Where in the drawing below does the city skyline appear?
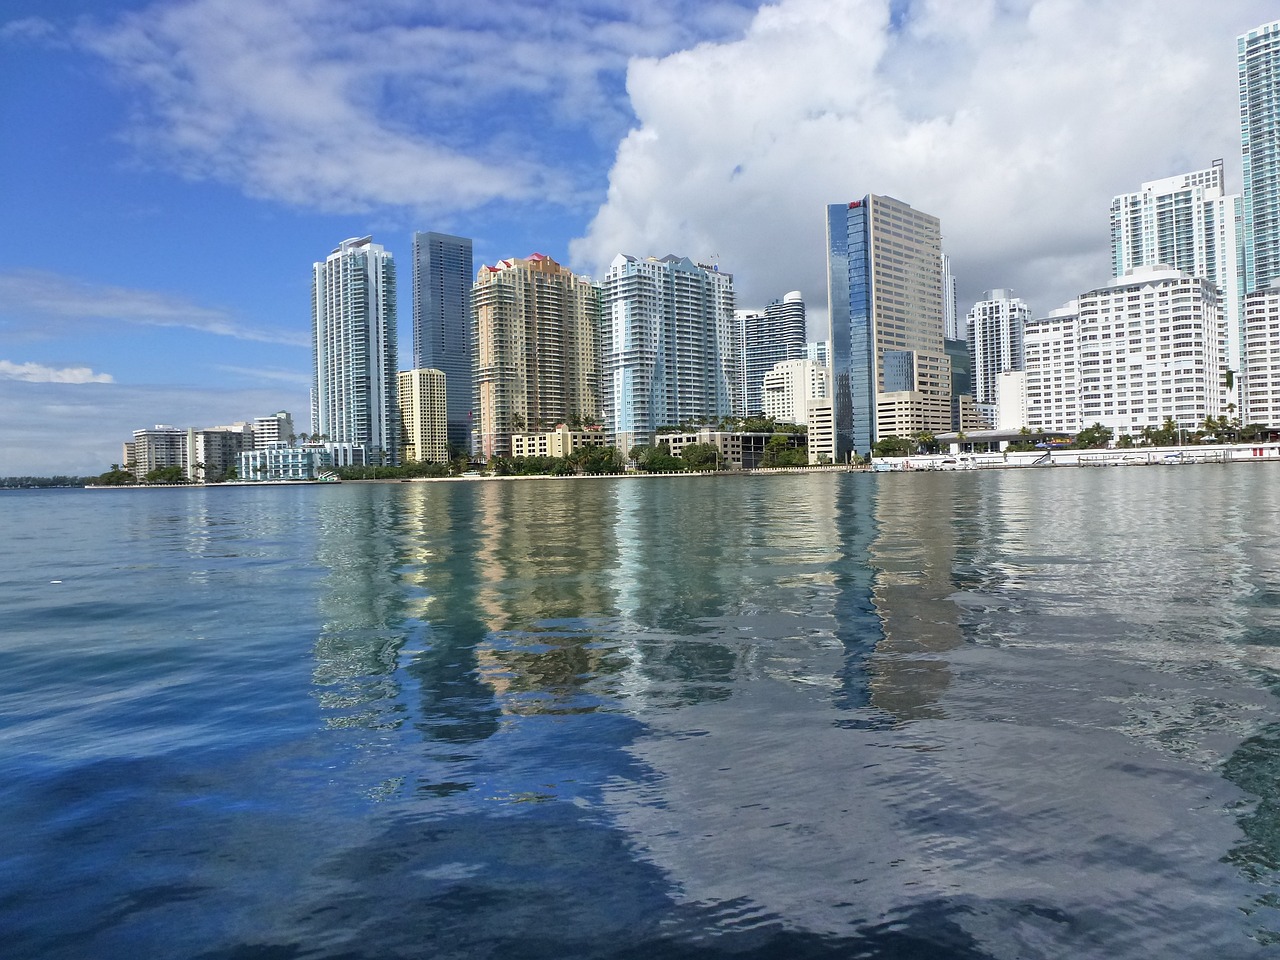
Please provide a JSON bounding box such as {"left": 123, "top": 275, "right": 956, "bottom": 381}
{"left": 1, "top": 1, "right": 1277, "bottom": 475}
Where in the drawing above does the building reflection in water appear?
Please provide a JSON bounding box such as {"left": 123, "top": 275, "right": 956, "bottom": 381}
{"left": 464, "top": 480, "right": 626, "bottom": 716}
{"left": 311, "top": 487, "right": 412, "bottom": 732}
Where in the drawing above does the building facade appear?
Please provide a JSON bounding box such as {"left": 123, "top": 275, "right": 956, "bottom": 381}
{"left": 1241, "top": 21, "right": 1280, "bottom": 295}
{"left": 471, "top": 254, "right": 600, "bottom": 459}
{"left": 967, "top": 290, "right": 1030, "bottom": 418}
{"left": 1023, "top": 303, "right": 1082, "bottom": 434}
{"left": 252, "top": 411, "right": 295, "bottom": 447}
{"left": 412, "top": 231, "right": 473, "bottom": 451}
{"left": 1025, "top": 269, "right": 1225, "bottom": 439}
{"left": 239, "top": 443, "right": 335, "bottom": 482}
{"left": 311, "top": 236, "right": 399, "bottom": 465}
{"left": 397, "top": 368, "right": 449, "bottom": 464}
{"left": 826, "top": 195, "right": 950, "bottom": 461}
{"left": 741, "top": 291, "right": 806, "bottom": 415}
{"left": 1243, "top": 287, "right": 1280, "bottom": 427}
{"left": 1109, "top": 161, "right": 1244, "bottom": 375}
{"left": 600, "top": 254, "right": 738, "bottom": 452}
{"left": 761, "top": 358, "right": 830, "bottom": 426}
{"left": 128, "top": 425, "right": 186, "bottom": 477}
{"left": 511, "top": 426, "right": 609, "bottom": 459}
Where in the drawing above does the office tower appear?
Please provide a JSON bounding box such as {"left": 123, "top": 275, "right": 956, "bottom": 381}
{"left": 942, "top": 253, "right": 961, "bottom": 340}
{"left": 944, "top": 336, "right": 982, "bottom": 431}
{"left": 1241, "top": 21, "right": 1280, "bottom": 294}
{"left": 967, "top": 290, "right": 1030, "bottom": 416}
{"left": 761, "top": 358, "right": 829, "bottom": 425}
{"left": 471, "top": 253, "right": 600, "bottom": 459}
{"left": 397, "top": 368, "right": 449, "bottom": 464}
{"left": 311, "top": 236, "right": 399, "bottom": 466}
{"left": 740, "top": 291, "right": 806, "bottom": 416}
{"left": 1026, "top": 267, "right": 1225, "bottom": 439}
{"left": 1109, "top": 161, "right": 1243, "bottom": 372}
{"left": 826, "top": 195, "right": 950, "bottom": 460}
{"left": 412, "top": 232, "right": 473, "bottom": 451}
{"left": 600, "top": 254, "right": 738, "bottom": 453}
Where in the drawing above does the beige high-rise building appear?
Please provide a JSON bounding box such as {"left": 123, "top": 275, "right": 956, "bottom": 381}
{"left": 472, "top": 254, "right": 600, "bottom": 459}
{"left": 397, "top": 368, "right": 448, "bottom": 463}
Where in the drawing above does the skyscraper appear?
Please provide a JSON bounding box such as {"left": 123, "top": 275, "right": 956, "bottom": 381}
{"left": 1241, "top": 20, "right": 1280, "bottom": 295}
{"left": 412, "top": 231, "right": 473, "bottom": 452}
{"left": 471, "top": 253, "right": 600, "bottom": 459}
{"left": 311, "top": 236, "right": 398, "bottom": 465}
{"left": 966, "top": 290, "right": 1030, "bottom": 412}
{"left": 740, "top": 291, "right": 806, "bottom": 416}
{"left": 826, "top": 196, "right": 949, "bottom": 461}
{"left": 600, "top": 254, "right": 737, "bottom": 453}
{"left": 1109, "top": 161, "right": 1243, "bottom": 372}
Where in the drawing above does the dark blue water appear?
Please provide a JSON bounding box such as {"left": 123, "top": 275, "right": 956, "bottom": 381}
{"left": 3, "top": 469, "right": 1280, "bottom": 958}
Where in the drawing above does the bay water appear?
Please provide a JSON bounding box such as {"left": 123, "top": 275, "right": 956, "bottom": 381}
{"left": 3, "top": 468, "right": 1280, "bottom": 958}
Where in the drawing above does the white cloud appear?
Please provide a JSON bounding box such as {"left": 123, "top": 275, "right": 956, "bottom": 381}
{"left": 74, "top": 0, "right": 757, "bottom": 216}
{"left": 213, "top": 365, "right": 313, "bottom": 387}
{"left": 572, "top": 0, "right": 1276, "bottom": 322}
{"left": 0, "top": 269, "right": 308, "bottom": 346}
{"left": 0, "top": 360, "right": 114, "bottom": 384}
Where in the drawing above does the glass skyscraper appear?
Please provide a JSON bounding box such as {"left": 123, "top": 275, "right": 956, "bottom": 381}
{"left": 412, "top": 231, "right": 473, "bottom": 452}
{"left": 1241, "top": 20, "right": 1280, "bottom": 294}
{"left": 826, "top": 196, "right": 947, "bottom": 462}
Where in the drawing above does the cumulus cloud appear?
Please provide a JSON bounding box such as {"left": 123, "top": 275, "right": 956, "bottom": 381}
{"left": 0, "top": 269, "right": 308, "bottom": 346}
{"left": 572, "top": 0, "right": 1276, "bottom": 324}
{"left": 0, "top": 360, "right": 114, "bottom": 384}
{"left": 74, "top": 0, "right": 756, "bottom": 216}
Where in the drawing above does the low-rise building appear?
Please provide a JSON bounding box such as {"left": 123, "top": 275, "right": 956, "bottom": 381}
{"left": 661, "top": 429, "right": 805, "bottom": 470}
{"left": 238, "top": 442, "right": 335, "bottom": 481}
{"left": 511, "top": 425, "right": 608, "bottom": 459}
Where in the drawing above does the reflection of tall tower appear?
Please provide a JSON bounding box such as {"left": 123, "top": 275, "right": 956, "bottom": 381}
{"left": 312, "top": 236, "right": 399, "bottom": 466}
{"left": 863, "top": 475, "right": 970, "bottom": 720}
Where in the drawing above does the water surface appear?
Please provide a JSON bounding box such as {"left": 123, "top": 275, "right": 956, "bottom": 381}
{"left": 3, "top": 468, "right": 1280, "bottom": 957}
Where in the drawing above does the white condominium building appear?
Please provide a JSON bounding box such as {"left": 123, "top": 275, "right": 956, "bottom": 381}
{"left": 311, "top": 236, "right": 399, "bottom": 466}
{"left": 967, "top": 289, "right": 1029, "bottom": 410}
{"left": 1109, "top": 161, "right": 1244, "bottom": 374}
{"left": 1026, "top": 268, "right": 1226, "bottom": 439}
{"left": 1243, "top": 287, "right": 1280, "bottom": 427}
{"left": 601, "top": 254, "right": 738, "bottom": 452}
{"left": 761, "top": 358, "right": 830, "bottom": 426}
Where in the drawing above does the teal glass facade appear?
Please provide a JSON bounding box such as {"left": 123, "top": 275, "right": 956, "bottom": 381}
{"left": 1241, "top": 21, "right": 1280, "bottom": 294}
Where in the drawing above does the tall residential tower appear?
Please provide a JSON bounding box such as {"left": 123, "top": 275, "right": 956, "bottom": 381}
{"left": 471, "top": 254, "right": 600, "bottom": 459}
{"left": 311, "top": 236, "right": 398, "bottom": 465}
{"left": 601, "top": 254, "right": 738, "bottom": 452}
{"left": 740, "top": 291, "right": 806, "bottom": 416}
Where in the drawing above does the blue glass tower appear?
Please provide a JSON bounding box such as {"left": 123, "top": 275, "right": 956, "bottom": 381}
{"left": 412, "top": 231, "right": 473, "bottom": 452}
{"left": 826, "top": 201, "right": 874, "bottom": 462}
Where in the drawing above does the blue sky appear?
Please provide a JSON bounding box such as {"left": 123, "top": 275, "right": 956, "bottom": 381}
{"left": 1, "top": 0, "right": 1275, "bottom": 475}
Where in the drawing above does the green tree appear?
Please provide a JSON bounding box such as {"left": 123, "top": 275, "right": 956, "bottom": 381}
{"left": 873, "top": 435, "right": 913, "bottom": 457}
{"left": 144, "top": 465, "right": 188, "bottom": 484}
{"left": 680, "top": 442, "right": 722, "bottom": 470}
{"left": 1072, "top": 423, "right": 1113, "bottom": 449}
{"left": 95, "top": 465, "right": 136, "bottom": 486}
